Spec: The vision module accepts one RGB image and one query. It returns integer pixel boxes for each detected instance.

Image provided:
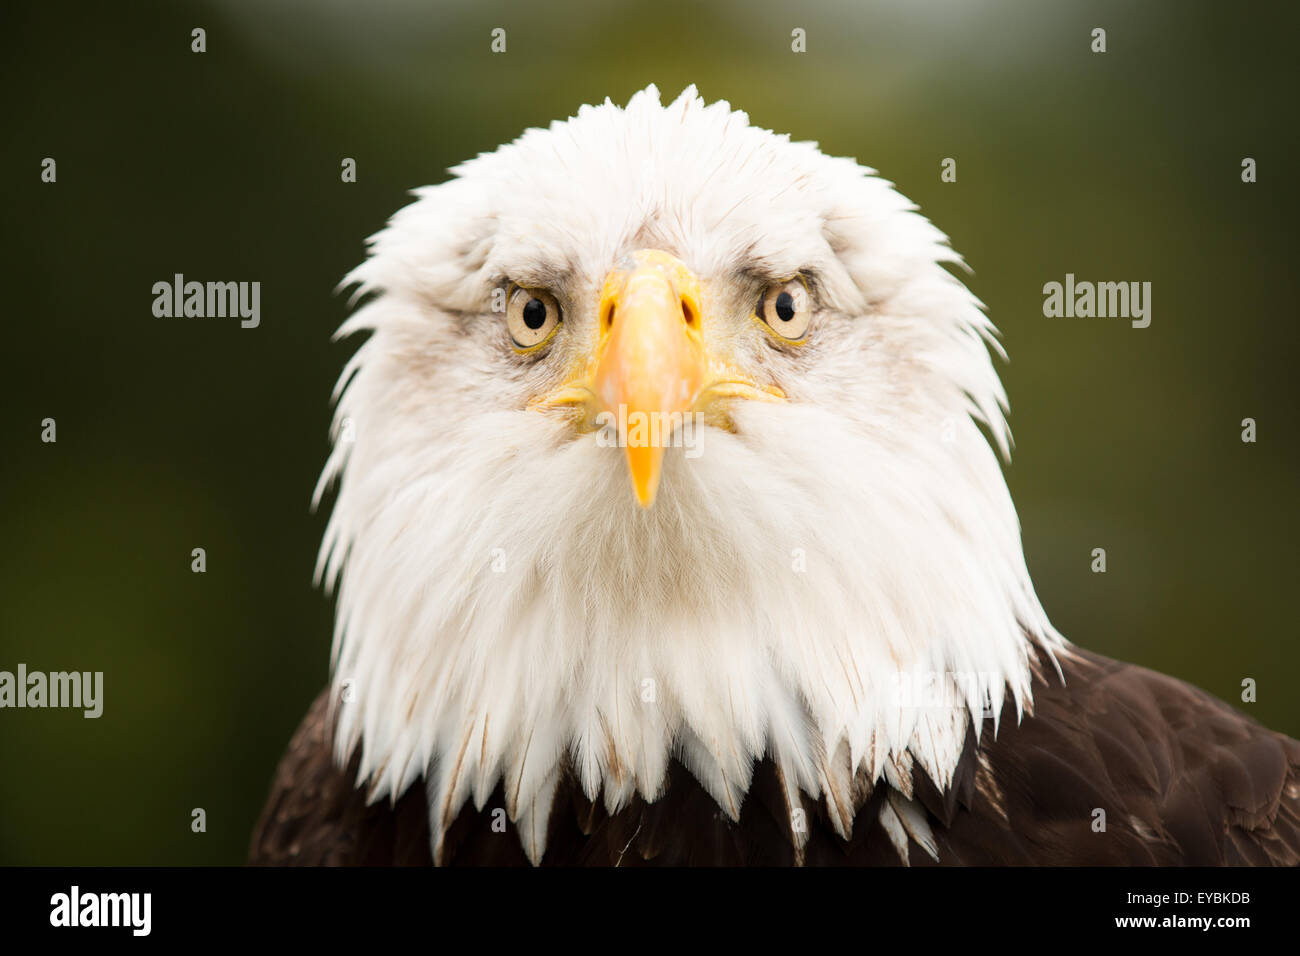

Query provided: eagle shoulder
[249,648,1300,866]
[926,646,1300,865]
[248,689,432,866]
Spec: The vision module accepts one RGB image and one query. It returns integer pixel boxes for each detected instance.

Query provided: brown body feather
[249,646,1300,866]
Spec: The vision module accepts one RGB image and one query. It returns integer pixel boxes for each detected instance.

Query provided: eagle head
[316,85,1061,863]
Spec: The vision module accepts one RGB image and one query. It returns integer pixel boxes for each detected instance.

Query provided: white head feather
[316,84,1064,863]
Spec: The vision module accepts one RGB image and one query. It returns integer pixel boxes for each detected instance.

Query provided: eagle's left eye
[756,280,812,341]
[507,288,562,350]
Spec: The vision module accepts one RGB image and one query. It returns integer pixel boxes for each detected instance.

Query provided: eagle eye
[507,288,562,350]
[756,280,811,341]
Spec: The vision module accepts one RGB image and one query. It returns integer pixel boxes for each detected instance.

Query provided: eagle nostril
[681,298,698,329]
[602,301,616,331]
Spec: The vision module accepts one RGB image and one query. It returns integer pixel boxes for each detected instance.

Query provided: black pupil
[523,298,548,330]
[774,291,796,323]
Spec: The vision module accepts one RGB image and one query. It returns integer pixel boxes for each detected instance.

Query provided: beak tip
[626,446,665,510]
[631,473,661,509]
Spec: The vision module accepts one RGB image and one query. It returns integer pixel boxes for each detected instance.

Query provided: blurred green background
[1,0,1296,864]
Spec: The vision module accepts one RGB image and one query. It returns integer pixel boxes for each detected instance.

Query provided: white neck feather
[319,363,1063,863]
[314,85,1066,864]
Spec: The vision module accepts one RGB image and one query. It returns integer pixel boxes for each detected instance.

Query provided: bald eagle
[250,86,1300,866]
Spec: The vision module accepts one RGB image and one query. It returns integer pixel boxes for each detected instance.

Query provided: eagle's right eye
[756,279,812,342]
[507,288,562,351]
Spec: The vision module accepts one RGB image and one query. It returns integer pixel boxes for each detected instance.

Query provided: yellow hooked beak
[532,250,784,508]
